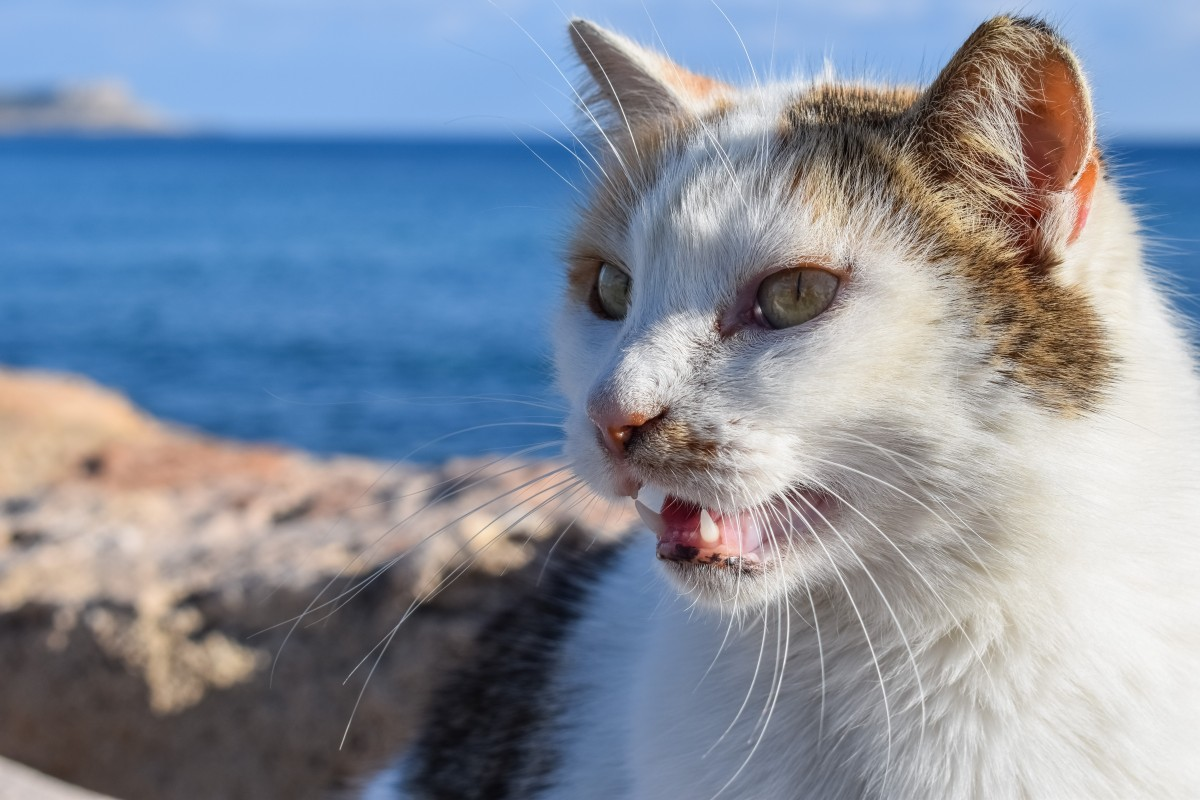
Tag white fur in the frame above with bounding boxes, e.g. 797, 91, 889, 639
373, 23, 1200, 800
544, 90, 1200, 798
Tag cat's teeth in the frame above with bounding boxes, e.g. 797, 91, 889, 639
634, 499, 665, 535
636, 485, 668, 514
699, 509, 719, 543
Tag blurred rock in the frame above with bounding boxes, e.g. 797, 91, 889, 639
0, 368, 635, 799
0, 82, 176, 135
0, 757, 116, 800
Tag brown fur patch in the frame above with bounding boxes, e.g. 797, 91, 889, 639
402, 538, 627, 799
625, 416, 723, 483
784, 84, 922, 129
770, 19, 1113, 414
572, 15, 1113, 415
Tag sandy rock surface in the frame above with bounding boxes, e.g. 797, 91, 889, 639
0, 757, 116, 800
0, 368, 634, 799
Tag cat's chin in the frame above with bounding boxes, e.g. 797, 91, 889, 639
632, 484, 834, 591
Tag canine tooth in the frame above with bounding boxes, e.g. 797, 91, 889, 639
699, 509, 719, 543
636, 485, 668, 513
634, 500, 665, 535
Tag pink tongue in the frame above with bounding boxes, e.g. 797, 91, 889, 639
659, 498, 705, 546
656, 497, 762, 561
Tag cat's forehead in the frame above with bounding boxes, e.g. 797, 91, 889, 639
576, 81, 919, 277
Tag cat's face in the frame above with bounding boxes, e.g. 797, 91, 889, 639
555, 19, 1109, 609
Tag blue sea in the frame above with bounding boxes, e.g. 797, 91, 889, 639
1, 138, 1198, 462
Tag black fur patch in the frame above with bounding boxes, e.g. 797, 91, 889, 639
399, 536, 628, 799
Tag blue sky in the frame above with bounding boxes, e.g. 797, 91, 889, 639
1, 0, 1197, 139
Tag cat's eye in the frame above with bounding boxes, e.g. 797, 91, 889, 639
594, 262, 631, 320
754, 267, 839, 329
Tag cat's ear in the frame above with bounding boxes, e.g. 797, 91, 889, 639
907, 16, 1097, 265
568, 20, 729, 129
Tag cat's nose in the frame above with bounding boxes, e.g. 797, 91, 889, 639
588, 403, 665, 457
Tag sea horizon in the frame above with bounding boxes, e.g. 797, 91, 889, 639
2, 135, 1198, 463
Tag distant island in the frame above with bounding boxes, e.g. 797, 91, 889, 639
0, 80, 177, 135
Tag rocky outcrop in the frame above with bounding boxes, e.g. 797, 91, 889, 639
0, 82, 175, 135
0, 369, 634, 799
0, 757, 115, 800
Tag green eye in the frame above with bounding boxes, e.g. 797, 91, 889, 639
594, 262, 631, 320
755, 267, 839, 329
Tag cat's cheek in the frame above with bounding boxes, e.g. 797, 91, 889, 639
552, 310, 619, 405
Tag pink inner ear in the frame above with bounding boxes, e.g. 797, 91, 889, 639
658, 60, 729, 105
1017, 55, 1091, 193
1069, 156, 1098, 244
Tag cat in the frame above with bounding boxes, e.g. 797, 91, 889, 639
364, 14, 1200, 799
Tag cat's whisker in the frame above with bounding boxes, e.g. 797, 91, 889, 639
361, 474, 585, 642
277, 460, 576, 638
806, 476, 997, 687
337, 476, 587, 749
496, 481, 596, 579
808, 449, 1002, 585
794, 474, 930, 759
486, 0, 636, 189
703, 601, 772, 758
512, 131, 582, 195
695, 586, 744, 691
341, 439, 564, 514
833, 431, 999, 533
278, 462, 573, 642
798, 575, 827, 744
535, 488, 609, 586
553, 0, 643, 165
714, 574, 791, 800
711, 0, 760, 90
262, 441, 564, 677
783, 491, 895, 775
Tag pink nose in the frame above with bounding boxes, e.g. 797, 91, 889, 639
589, 404, 664, 457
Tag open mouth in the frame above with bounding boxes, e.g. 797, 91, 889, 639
633, 485, 830, 569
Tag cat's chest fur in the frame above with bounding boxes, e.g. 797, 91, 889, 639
364, 14, 1200, 800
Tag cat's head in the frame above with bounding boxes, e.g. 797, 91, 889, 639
555, 17, 1111, 610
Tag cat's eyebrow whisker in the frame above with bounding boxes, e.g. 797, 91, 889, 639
512, 131, 582, 195
518, 121, 608, 185
711, 0, 760, 90
553, 0, 643, 165
624, 0, 750, 220
486, 0, 636, 190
